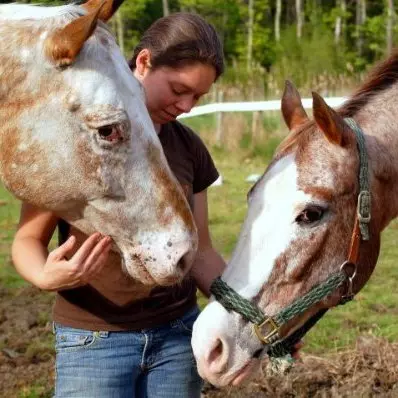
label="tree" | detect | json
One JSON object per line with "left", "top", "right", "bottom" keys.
{"left": 386, "top": 0, "right": 394, "bottom": 55}
{"left": 162, "top": 0, "right": 170, "bottom": 16}
{"left": 356, "top": 0, "right": 367, "bottom": 57}
{"left": 248, "top": 0, "right": 254, "bottom": 70}
{"left": 296, "top": 0, "right": 304, "bottom": 40}
{"left": 275, "top": 0, "right": 281, "bottom": 42}
{"left": 334, "top": 0, "right": 347, "bottom": 45}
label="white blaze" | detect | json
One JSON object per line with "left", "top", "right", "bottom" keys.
{"left": 222, "top": 153, "right": 312, "bottom": 299}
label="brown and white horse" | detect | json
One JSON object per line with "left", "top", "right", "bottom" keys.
{"left": 0, "top": 1, "right": 198, "bottom": 286}
{"left": 192, "top": 54, "right": 398, "bottom": 386}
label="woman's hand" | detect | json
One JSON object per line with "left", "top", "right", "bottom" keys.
{"left": 38, "top": 232, "right": 112, "bottom": 291}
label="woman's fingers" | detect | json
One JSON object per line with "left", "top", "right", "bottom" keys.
{"left": 84, "top": 236, "right": 112, "bottom": 268}
{"left": 43, "top": 232, "right": 112, "bottom": 289}
{"left": 81, "top": 243, "right": 112, "bottom": 282}
{"left": 48, "top": 236, "right": 76, "bottom": 262}
{"left": 81, "top": 237, "right": 112, "bottom": 276}
{"left": 70, "top": 232, "right": 102, "bottom": 265}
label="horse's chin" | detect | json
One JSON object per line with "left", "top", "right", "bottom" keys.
{"left": 121, "top": 257, "right": 184, "bottom": 287}
{"left": 199, "top": 358, "right": 261, "bottom": 388}
{"left": 230, "top": 358, "right": 261, "bottom": 386}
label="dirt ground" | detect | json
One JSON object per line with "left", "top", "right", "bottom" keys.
{"left": 1, "top": 286, "right": 398, "bottom": 398}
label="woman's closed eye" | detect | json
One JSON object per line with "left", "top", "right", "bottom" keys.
{"left": 171, "top": 84, "right": 187, "bottom": 96}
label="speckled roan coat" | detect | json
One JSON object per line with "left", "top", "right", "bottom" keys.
{"left": 0, "top": 0, "right": 197, "bottom": 286}
{"left": 193, "top": 56, "right": 398, "bottom": 386}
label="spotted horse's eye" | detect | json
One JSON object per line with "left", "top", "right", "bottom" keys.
{"left": 98, "top": 125, "right": 124, "bottom": 143}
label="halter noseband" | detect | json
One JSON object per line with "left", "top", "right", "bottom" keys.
{"left": 210, "top": 117, "right": 371, "bottom": 360}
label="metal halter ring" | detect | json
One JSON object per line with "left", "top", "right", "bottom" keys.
{"left": 340, "top": 261, "right": 357, "bottom": 301}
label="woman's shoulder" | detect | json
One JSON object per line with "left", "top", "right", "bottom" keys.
{"left": 165, "top": 120, "right": 207, "bottom": 151}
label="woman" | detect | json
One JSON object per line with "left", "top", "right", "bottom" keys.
{"left": 12, "top": 12, "right": 225, "bottom": 398}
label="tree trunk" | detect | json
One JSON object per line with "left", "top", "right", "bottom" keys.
{"left": 296, "top": 0, "right": 303, "bottom": 40}
{"left": 356, "top": 0, "right": 366, "bottom": 57}
{"left": 386, "top": 0, "right": 394, "bottom": 55}
{"left": 162, "top": 0, "right": 170, "bottom": 16}
{"left": 275, "top": 0, "right": 281, "bottom": 42}
{"left": 341, "top": 0, "right": 347, "bottom": 43}
{"left": 115, "top": 10, "right": 124, "bottom": 56}
{"left": 248, "top": 0, "right": 254, "bottom": 71}
{"left": 335, "top": 0, "right": 341, "bottom": 44}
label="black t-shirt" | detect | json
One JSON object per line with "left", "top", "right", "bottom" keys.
{"left": 53, "top": 121, "right": 219, "bottom": 330}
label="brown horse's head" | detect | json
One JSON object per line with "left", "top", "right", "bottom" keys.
{"left": 192, "top": 79, "right": 391, "bottom": 386}
{"left": 0, "top": 1, "right": 197, "bottom": 285}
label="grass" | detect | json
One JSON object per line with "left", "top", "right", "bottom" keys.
{"left": 0, "top": 185, "right": 26, "bottom": 289}
{"left": 1, "top": 114, "right": 398, "bottom": 395}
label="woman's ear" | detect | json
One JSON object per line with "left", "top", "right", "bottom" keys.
{"left": 135, "top": 49, "right": 152, "bottom": 80}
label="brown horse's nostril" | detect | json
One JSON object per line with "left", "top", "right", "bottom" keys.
{"left": 207, "top": 338, "right": 228, "bottom": 374}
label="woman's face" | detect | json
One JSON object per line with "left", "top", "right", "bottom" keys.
{"left": 135, "top": 57, "right": 216, "bottom": 124}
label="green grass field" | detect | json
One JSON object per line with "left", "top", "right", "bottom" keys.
{"left": 1, "top": 113, "right": 398, "bottom": 359}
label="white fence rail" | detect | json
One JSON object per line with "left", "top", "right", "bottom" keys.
{"left": 178, "top": 97, "right": 347, "bottom": 119}
{"left": 178, "top": 96, "right": 348, "bottom": 187}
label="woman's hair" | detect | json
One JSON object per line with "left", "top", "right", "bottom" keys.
{"left": 129, "top": 12, "right": 224, "bottom": 80}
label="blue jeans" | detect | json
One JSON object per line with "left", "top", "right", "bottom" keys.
{"left": 53, "top": 306, "right": 202, "bottom": 398}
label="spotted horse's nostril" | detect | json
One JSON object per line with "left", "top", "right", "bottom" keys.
{"left": 176, "top": 250, "right": 194, "bottom": 276}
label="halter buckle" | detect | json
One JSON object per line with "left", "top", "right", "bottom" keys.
{"left": 339, "top": 261, "right": 357, "bottom": 303}
{"left": 357, "top": 190, "right": 371, "bottom": 223}
{"left": 253, "top": 317, "right": 280, "bottom": 345}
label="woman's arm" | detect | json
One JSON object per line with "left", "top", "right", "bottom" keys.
{"left": 12, "top": 203, "right": 112, "bottom": 291}
{"left": 190, "top": 190, "right": 226, "bottom": 297}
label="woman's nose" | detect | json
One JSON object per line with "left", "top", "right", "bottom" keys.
{"left": 176, "top": 96, "right": 195, "bottom": 113}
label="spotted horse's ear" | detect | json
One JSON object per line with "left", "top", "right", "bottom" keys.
{"left": 281, "top": 80, "right": 309, "bottom": 131}
{"left": 312, "top": 92, "right": 348, "bottom": 147}
{"left": 83, "top": 0, "right": 124, "bottom": 22}
{"left": 44, "top": 1, "right": 106, "bottom": 67}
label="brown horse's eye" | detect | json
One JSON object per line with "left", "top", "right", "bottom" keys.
{"left": 296, "top": 206, "right": 325, "bottom": 225}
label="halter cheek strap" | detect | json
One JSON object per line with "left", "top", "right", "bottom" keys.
{"left": 210, "top": 117, "right": 371, "bottom": 361}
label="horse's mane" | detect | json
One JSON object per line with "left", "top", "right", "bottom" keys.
{"left": 340, "top": 50, "right": 398, "bottom": 118}
{"left": 276, "top": 51, "right": 398, "bottom": 156}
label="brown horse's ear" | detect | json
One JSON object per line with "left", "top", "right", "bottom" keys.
{"left": 44, "top": 2, "right": 105, "bottom": 67}
{"left": 83, "top": 0, "right": 124, "bottom": 22}
{"left": 312, "top": 91, "right": 346, "bottom": 146}
{"left": 281, "top": 80, "right": 309, "bottom": 131}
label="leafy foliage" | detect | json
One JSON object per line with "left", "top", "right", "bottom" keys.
{"left": 8, "top": 0, "right": 398, "bottom": 94}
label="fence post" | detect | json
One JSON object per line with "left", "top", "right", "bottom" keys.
{"left": 251, "top": 110, "right": 261, "bottom": 146}
{"left": 215, "top": 90, "right": 224, "bottom": 146}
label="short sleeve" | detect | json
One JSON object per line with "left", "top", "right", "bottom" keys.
{"left": 192, "top": 134, "right": 219, "bottom": 194}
